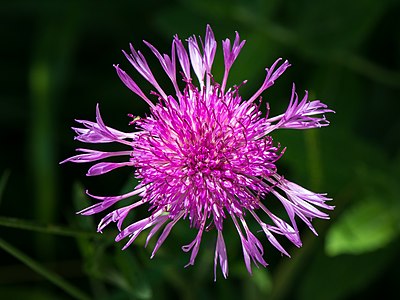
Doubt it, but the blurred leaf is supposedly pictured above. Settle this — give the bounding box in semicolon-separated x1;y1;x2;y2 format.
72;182;95;231
153;7;207;38
180;0;234;20
0;286;69;300
113;251;153;299
297;242;399;300
326;198;398;256
252;268;273;296
326;149;400;256
286;0;389;51
304;129;322;190
72;181;101;276
0;238;90;300
0;216;97;238
0;169;10;206
72;182;107;278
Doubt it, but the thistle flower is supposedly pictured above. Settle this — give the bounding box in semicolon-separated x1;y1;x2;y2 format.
62;25;334;280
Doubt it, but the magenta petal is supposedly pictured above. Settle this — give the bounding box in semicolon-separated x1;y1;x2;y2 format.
145;215;169;247
264;225;291;257
188;35;205;85
87;161;133;176
63;25;334;279
60;149;132;164
277;84;334;130
182;219;205;267
144;40;176;84
114;64;155;109
214;230;228;281
115;211;165;249
204;24;216;72
248;58;291;103
174;37;191;80
151;211;184;258
222;32;246;71
97;205;132;233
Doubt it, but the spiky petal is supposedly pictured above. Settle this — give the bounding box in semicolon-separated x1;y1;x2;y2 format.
62;25;334;280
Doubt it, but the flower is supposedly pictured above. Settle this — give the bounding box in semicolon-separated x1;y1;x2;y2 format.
62;25;334;280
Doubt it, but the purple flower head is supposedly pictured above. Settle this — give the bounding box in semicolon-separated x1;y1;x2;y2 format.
62;25;334;280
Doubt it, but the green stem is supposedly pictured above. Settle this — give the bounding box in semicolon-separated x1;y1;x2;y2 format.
0;238;90;300
0;216;104;239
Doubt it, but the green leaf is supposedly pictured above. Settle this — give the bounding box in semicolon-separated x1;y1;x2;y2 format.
325;198;398;256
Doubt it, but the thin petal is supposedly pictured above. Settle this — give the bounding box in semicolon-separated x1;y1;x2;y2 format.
86;161;133;176
174;37;191;80
151;211;184;258
214;230;228;281
248;58;291;103
114;64;156;109
188;35;205;87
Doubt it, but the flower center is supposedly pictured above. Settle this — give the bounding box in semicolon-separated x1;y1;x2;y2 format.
186;145;223;176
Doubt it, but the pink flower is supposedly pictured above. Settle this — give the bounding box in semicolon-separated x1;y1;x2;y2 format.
62;25;334;280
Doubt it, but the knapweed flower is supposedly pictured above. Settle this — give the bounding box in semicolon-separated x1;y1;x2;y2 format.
62;25;334;280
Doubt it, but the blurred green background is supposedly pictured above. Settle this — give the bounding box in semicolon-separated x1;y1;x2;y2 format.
1;0;400;299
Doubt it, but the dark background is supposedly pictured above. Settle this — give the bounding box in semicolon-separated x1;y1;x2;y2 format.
1;0;400;299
